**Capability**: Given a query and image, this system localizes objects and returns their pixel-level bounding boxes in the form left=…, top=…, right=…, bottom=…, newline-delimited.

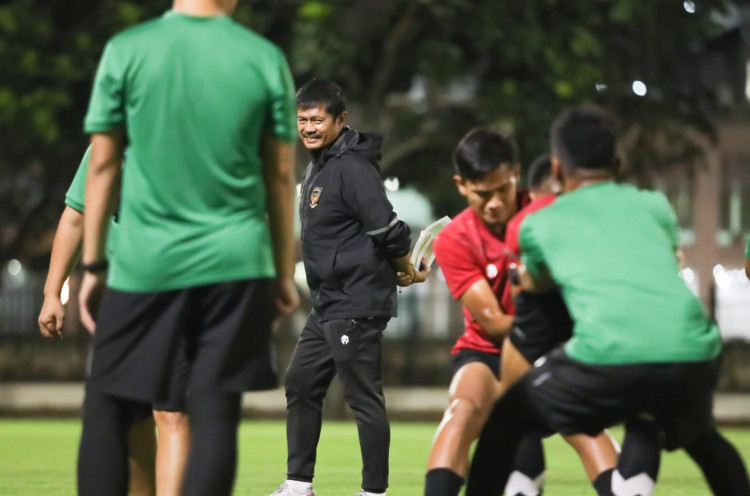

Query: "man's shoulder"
left=436, top=208, right=474, bottom=245
left=108, top=15, right=167, bottom=46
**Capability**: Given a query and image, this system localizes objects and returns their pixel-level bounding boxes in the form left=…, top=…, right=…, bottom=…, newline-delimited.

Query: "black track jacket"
left=300, top=127, right=411, bottom=321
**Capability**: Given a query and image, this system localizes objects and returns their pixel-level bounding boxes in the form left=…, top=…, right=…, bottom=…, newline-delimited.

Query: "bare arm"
left=38, top=206, right=84, bottom=338
left=460, top=279, right=514, bottom=343
left=745, top=258, right=750, bottom=280
left=261, top=134, right=299, bottom=316
left=79, top=132, right=123, bottom=332
left=518, top=262, right=554, bottom=293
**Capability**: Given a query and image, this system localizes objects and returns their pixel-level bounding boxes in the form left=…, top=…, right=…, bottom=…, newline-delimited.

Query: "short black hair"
left=527, top=154, right=552, bottom=191
left=296, top=79, right=346, bottom=118
left=453, top=128, right=518, bottom=181
left=550, top=106, right=617, bottom=171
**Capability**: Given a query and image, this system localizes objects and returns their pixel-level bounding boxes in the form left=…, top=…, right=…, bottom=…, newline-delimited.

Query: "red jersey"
left=505, top=194, right=557, bottom=257
left=434, top=207, right=517, bottom=354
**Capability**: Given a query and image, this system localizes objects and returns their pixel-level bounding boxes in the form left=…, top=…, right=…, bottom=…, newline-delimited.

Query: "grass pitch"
left=1, top=419, right=749, bottom=495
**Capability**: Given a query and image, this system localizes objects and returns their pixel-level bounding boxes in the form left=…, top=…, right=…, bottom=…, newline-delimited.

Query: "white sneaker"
left=352, top=492, right=385, bottom=496
left=266, top=482, right=315, bottom=496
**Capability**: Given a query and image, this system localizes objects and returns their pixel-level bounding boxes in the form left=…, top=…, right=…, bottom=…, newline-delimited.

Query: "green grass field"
left=0, top=419, right=748, bottom=495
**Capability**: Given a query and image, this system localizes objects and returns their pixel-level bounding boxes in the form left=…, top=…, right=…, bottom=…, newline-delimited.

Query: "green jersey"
left=745, top=234, right=750, bottom=258
left=65, top=146, right=118, bottom=260
left=520, top=181, right=720, bottom=365
left=84, top=11, right=297, bottom=292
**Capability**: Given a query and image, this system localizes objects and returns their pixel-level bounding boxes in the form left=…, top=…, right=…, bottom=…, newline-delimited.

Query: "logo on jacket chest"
left=310, top=187, right=323, bottom=208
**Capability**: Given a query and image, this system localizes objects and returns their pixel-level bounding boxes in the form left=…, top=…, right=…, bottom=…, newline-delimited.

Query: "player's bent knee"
left=153, top=410, right=188, bottom=431
left=445, top=397, right=489, bottom=434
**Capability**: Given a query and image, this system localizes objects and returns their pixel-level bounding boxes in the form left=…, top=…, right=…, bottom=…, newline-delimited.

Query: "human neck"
left=172, top=0, right=226, bottom=16
left=563, top=169, right=615, bottom=193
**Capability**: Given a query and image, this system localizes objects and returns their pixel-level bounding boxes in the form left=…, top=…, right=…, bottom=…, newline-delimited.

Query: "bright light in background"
left=681, top=267, right=696, bottom=285
left=683, top=1, right=696, bottom=14
left=632, top=80, right=648, bottom=97
left=595, top=83, right=608, bottom=92
left=384, top=177, right=400, bottom=192
left=61, top=278, right=70, bottom=305
left=7, top=259, right=22, bottom=276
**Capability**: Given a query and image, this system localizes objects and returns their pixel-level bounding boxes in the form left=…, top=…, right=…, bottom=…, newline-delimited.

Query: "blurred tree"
left=286, top=0, right=739, bottom=215
left=0, top=0, right=742, bottom=268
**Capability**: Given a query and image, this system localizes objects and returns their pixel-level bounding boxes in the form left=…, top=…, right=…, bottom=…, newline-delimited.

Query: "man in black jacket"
left=268, top=79, right=428, bottom=496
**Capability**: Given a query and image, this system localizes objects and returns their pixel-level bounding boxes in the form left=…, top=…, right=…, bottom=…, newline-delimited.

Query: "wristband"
left=80, top=260, right=109, bottom=273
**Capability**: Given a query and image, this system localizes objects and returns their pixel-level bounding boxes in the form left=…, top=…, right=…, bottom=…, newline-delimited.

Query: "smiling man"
left=267, top=79, right=428, bottom=496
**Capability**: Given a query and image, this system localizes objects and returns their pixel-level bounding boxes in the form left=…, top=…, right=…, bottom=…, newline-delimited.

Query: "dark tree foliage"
left=0, top=0, right=742, bottom=267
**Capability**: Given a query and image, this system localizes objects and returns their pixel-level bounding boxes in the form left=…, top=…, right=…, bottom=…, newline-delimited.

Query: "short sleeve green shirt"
left=84, top=11, right=297, bottom=291
left=745, top=234, right=750, bottom=258
left=520, top=181, right=720, bottom=365
left=65, top=146, right=118, bottom=260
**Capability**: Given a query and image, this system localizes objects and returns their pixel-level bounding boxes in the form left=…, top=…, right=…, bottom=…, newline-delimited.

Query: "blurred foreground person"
left=76, top=0, right=299, bottom=494
left=39, top=146, right=190, bottom=496
left=467, top=106, right=750, bottom=496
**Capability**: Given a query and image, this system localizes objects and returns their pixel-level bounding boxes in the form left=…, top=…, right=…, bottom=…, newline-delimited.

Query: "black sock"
left=424, top=468, right=464, bottom=496
left=592, top=468, right=614, bottom=496
left=181, top=391, right=242, bottom=496
left=685, top=428, right=750, bottom=496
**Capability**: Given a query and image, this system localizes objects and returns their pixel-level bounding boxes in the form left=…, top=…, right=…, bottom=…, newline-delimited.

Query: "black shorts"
left=523, top=348, right=718, bottom=450
left=88, top=278, right=276, bottom=405
left=451, top=349, right=500, bottom=379
left=86, top=340, right=188, bottom=413
left=509, top=290, right=573, bottom=365
left=151, top=339, right=189, bottom=412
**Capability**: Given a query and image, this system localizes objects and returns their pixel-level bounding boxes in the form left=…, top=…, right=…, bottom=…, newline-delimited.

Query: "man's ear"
left=550, top=156, right=562, bottom=180
left=453, top=175, right=468, bottom=197
left=336, top=110, right=348, bottom=127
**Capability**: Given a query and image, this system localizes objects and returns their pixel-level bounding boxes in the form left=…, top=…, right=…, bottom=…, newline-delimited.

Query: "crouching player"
left=502, top=153, right=619, bottom=493
left=467, top=106, right=750, bottom=496
left=424, top=129, right=546, bottom=496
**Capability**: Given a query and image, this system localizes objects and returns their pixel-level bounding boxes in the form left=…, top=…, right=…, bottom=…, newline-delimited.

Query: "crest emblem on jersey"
left=310, top=187, right=323, bottom=208
left=341, top=335, right=349, bottom=345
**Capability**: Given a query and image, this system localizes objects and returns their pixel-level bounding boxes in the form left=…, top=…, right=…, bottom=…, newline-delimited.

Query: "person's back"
left=86, top=11, right=295, bottom=291
left=520, top=181, right=719, bottom=365
left=77, top=3, right=299, bottom=495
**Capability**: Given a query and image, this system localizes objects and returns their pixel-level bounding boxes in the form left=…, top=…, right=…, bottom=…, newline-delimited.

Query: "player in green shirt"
left=76, top=1, right=299, bottom=495
left=466, top=106, right=750, bottom=496
left=38, top=146, right=190, bottom=496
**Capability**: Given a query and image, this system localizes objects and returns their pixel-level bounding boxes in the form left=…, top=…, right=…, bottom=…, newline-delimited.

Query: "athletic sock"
left=361, top=491, right=386, bottom=496
left=685, top=428, right=750, bottom=496
left=424, top=468, right=464, bottom=496
left=592, top=468, right=614, bottom=496
left=505, top=431, right=546, bottom=495
left=286, top=479, right=314, bottom=494
left=613, top=419, right=661, bottom=496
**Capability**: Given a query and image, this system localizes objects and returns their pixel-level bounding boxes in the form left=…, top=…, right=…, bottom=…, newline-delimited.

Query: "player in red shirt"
left=424, top=129, right=545, bottom=496
left=502, top=154, right=619, bottom=493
